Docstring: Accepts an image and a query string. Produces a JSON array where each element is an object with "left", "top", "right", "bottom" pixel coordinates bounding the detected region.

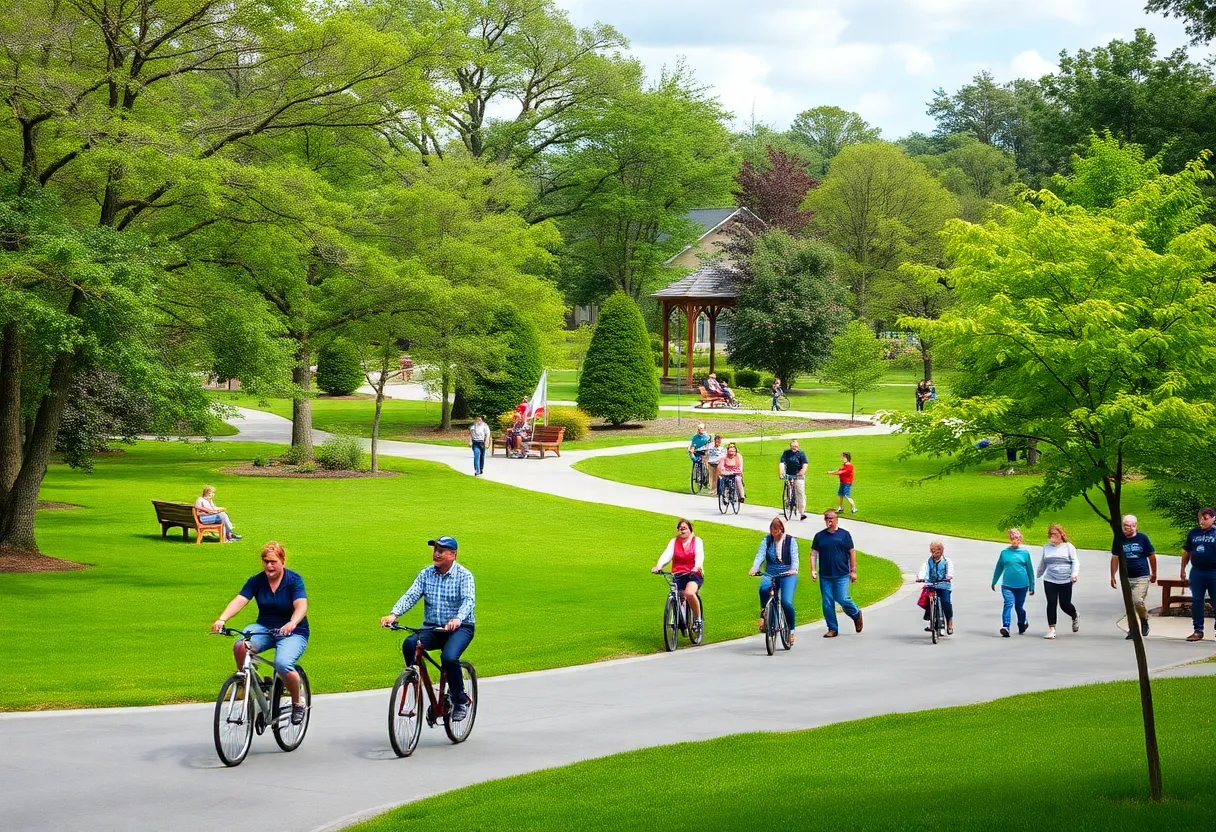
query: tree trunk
[
  {"left": 921, "top": 342, "right": 933, "bottom": 382},
  {"left": 440, "top": 369, "right": 452, "bottom": 430},
  {"left": 850, "top": 391, "right": 857, "bottom": 423},
  {"left": 369, "top": 352, "right": 392, "bottom": 475},
  {"left": 1106, "top": 477, "right": 1163, "bottom": 802},
  {"left": 0, "top": 348, "right": 75, "bottom": 554},
  {"left": 0, "top": 324, "right": 23, "bottom": 497},
  {"left": 291, "top": 338, "right": 314, "bottom": 458},
  {"left": 451, "top": 383, "right": 470, "bottom": 421}
]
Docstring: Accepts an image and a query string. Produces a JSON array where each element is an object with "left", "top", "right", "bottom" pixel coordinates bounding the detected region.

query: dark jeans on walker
[
  {"left": 1001, "top": 586, "right": 1029, "bottom": 629},
  {"left": 1190, "top": 569, "right": 1216, "bottom": 634},
  {"left": 403, "top": 624, "right": 475, "bottom": 705},
  {"left": 1043, "top": 581, "right": 1077, "bottom": 626}
]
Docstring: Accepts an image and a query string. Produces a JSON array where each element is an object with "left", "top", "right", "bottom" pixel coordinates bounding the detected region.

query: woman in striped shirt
[{"left": 1037, "top": 523, "right": 1080, "bottom": 639}]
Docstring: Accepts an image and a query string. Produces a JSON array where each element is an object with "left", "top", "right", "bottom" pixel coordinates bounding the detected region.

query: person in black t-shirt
[
  {"left": 1110, "top": 514, "right": 1156, "bottom": 639},
  {"left": 778, "top": 440, "right": 809, "bottom": 520},
  {"left": 1182, "top": 506, "right": 1216, "bottom": 642}
]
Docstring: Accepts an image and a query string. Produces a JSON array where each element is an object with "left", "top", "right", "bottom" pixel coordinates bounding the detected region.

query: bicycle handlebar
[
  {"left": 752, "top": 571, "right": 796, "bottom": 578},
  {"left": 212, "top": 626, "right": 292, "bottom": 639},
  {"left": 385, "top": 623, "right": 446, "bottom": 633}
]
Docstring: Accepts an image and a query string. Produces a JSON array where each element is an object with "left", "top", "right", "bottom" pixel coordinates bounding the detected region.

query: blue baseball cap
[{"left": 427, "top": 536, "right": 458, "bottom": 551}]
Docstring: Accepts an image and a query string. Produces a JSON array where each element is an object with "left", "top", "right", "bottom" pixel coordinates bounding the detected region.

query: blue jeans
[
  {"left": 820, "top": 575, "right": 860, "bottom": 633},
  {"left": 1001, "top": 586, "right": 1029, "bottom": 629},
  {"left": 1190, "top": 569, "right": 1216, "bottom": 633},
  {"left": 759, "top": 574, "right": 798, "bottom": 630},
  {"left": 403, "top": 624, "right": 475, "bottom": 705},
  {"left": 199, "top": 512, "right": 233, "bottom": 533},
  {"left": 471, "top": 441, "right": 485, "bottom": 474},
  {"left": 244, "top": 622, "right": 308, "bottom": 674}
]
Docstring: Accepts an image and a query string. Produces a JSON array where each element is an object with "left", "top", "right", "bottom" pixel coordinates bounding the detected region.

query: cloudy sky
[{"left": 557, "top": 0, "right": 1203, "bottom": 138}]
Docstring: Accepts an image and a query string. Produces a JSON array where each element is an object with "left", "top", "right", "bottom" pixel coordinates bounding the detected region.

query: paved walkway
[{"left": 2, "top": 408, "right": 1213, "bottom": 832}]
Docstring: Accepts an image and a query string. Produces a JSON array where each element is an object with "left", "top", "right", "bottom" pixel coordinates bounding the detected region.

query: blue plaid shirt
[{"left": 391, "top": 563, "right": 476, "bottom": 626}]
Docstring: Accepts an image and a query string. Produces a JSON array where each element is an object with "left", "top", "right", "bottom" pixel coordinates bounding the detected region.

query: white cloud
[
  {"left": 1009, "top": 49, "right": 1057, "bottom": 80},
  {"left": 892, "top": 44, "right": 936, "bottom": 76},
  {"left": 857, "top": 92, "right": 897, "bottom": 122}
]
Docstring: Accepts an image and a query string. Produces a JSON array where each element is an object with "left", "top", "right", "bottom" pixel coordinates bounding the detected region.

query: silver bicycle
[{"left": 212, "top": 627, "right": 312, "bottom": 767}]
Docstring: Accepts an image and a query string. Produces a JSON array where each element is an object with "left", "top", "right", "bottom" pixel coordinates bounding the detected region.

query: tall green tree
[
  {"left": 888, "top": 152, "right": 1216, "bottom": 804},
  {"left": 804, "top": 143, "right": 958, "bottom": 326},
  {"left": 1146, "top": 0, "right": 1216, "bottom": 44},
  {"left": 927, "top": 72, "right": 1053, "bottom": 179},
  {"left": 726, "top": 231, "right": 844, "bottom": 389},
  {"left": 915, "top": 136, "right": 1018, "bottom": 222},
  {"left": 466, "top": 306, "right": 543, "bottom": 419},
  {"left": 556, "top": 64, "right": 737, "bottom": 303},
  {"left": 822, "top": 321, "right": 885, "bottom": 421},
  {"left": 578, "top": 292, "right": 658, "bottom": 425},
  {"left": 787, "top": 106, "right": 881, "bottom": 176}
]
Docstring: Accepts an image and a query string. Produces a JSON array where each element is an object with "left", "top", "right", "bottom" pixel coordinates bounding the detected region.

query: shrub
[
  {"left": 761, "top": 376, "right": 776, "bottom": 389},
  {"left": 281, "top": 445, "right": 310, "bottom": 465},
  {"left": 467, "top": 307, "right": 543, "bottom": 418},
  {"left": 578, "top": 292, "right": 659, "bottom": 425},
  {"left": 715, "top": 369, "right": 734, "bottom": 386},
  {"left": 315, "top": 434, "right": 365, "bottom": 471},
  {"left": 296, "top": 462, "right": 316, "bottom": 474},
  {"left": 546, "top": 406, "right": 591, "bottom": 441},
  {"left": 316, "top": 339, "right": 364, "bottom": 396},
  {"left": 252, "top": 456, "right": 267, "bottom": 468},
  {"left": 735, "top": 368, "right": 761, "bottom": 388}
]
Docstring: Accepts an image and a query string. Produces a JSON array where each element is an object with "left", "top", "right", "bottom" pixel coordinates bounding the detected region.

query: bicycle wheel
[
  {"left": 689, "top": 595, "right": 705, "bottom": 645},
  {"left": 388, "top": 668, "right": 422, "bottom": 757},
  {"left": 779, "top": 606, "right": 792, "bottom": 651},
  {"left": 443, "top": 662, "right": 478, "bottom": 743},
  {"left": 663, "top": 596, "right": 679, "bottom": 651},
  {"left": 690, "top": 463, "right": 702, "bottom": 495},
  {"left": 930, "top": 597, "right": 940, "bottom": 645},
  {"left": 213, "top": 673, "right": 253, "bottom": 767},
  {"left": 271, "top": 667, "right": 311, "bottom": 752},
  {"left": 776, "top": 395, "right": 790, "bottom": 411},
  {"left": 764, "top": 600, "right": 777, "bottom": 656},
  {"left": 782, "top": 483, "right": 795, "bottom": 521},
  {"left": 730, "top": 483, "right": 740, "bottom": 515},
  {"left": 717, "top": 484, "right": 728, "bottom": 514}
]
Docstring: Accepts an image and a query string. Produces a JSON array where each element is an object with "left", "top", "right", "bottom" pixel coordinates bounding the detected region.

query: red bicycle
[{"left": 385, "top": 623, "right": 478, "bottom": 757}]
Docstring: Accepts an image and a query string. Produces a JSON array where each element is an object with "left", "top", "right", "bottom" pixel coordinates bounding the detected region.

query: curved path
[{"left": 2, "top": 408, "right": 1213, "bottom": 832}]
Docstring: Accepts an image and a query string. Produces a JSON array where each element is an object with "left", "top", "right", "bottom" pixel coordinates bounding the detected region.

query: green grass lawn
[
  {"left": 351, "top": 675, "right": 1216, "bottom": 832},
  {"left": 574, "top": 433, "right": 1171, "bottom": 551},
  {"left": 9, "top": 441, "right": 901, "bottom": 710}
]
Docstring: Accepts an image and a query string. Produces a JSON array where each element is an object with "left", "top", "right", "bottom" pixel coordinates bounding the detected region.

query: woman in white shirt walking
[
  {"left": 196, "top": 485, "right": 241, "bottom": 542},
  {"left": 1037, "top": 523, "right": 1079, "bottom": 638}
]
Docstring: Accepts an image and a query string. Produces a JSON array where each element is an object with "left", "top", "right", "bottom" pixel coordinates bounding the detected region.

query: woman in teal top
[{"left": 992, "top": 528, "right": 1035, "bottom": 637}]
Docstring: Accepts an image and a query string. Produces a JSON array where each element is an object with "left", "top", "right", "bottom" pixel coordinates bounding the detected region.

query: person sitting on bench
[
  {"left": 705, "top": 373, "right": 736, "bottom": 404},
  {"left": 196, "top": 485, "right": 242, "bottom": 542}
]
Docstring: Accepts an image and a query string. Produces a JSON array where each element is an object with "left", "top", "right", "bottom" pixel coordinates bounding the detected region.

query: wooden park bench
[
  {"left": 694, "top": 387, "right": 738, "bottom": 409},
  {"left": 493, "top": 425, "right": 566, "bottom": 458},
  {"left": 1159, "top": 577, "right": 1212, "bottom": 616},
  {"left": 152, "top": 500, "right": 224, "bottom": 544}
]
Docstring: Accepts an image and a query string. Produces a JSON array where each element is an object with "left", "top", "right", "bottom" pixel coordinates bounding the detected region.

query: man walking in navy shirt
[{"left": 811, "top": 509, "right": 863, "bottom": 638}]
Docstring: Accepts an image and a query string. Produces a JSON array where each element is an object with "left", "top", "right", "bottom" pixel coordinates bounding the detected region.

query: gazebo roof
[{"left": 651, "top": 264, "right": 739, "bottom": 302}]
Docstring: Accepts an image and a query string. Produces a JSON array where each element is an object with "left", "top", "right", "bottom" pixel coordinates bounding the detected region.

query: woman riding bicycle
[
  {"left": 718, "top": 442, "right": 745, "bottom": 503},
  {"left": 916, "top": 540, "right": 954, "bottom": 635},
  {"left": 749, "top": 517, "right": 799, "bottom": 643},
  {"left": 211, "top": 542, "right": 309, "bottom": 725},
  {"left": 652, "top": 517, "right": 704, "bottom": 629}
]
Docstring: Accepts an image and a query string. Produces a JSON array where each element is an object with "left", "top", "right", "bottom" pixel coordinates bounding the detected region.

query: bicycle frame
[
  {"left": 219, "top": 630, "right": 292, "bottom": 729},
  {"left": 660, "top": 571, "right": 693, "bottom": 627},
  {"left": 391, "top": 624, "right": 455, "bottom": 721}
]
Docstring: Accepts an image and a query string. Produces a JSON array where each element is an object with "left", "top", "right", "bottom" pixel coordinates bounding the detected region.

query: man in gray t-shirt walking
[{"left": 469, "top": 416, "right": 491, "bottom": 476}]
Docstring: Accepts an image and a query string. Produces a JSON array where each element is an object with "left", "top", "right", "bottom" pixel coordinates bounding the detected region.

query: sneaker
[
  {"left": 835, "top": 506, "right": 844, "bottom": 513},
  {"left": 1186, "top": 631, "right": 1205, "bottom": 642},
  {"left": 451, "top": 704, "right": 468, "bottom": 722},
  {"left": 1125, "top": 631, "right": 1135, "bottom": 640},
  {"left": 230, "top": 534, "right": 243, "bottom": 541},
  {"left": 693, "top": 617, "right": 703, "bottom": 630},
  {"left": 854, "top": 611, "right": 864, "bottom": 633},
  {"left": 851, "top": 508, "right": 858, "bottom": 514},
  {"left": 1072, "top": 617, "right": 1079, "bottom": 633},
  {"left": 1017, "top": 622, "right": 1028, "bottom": 635},
  {"left": 739, "top": 498, "right": 745, "bottom": 503},
  {"left": 290, "top": 704, "right": 306, "bottom": 725},
  {"left": 925, "top": 626, "right": 933, "bottom": 632},
  {"left": 823, "top": 630, "right": 839, "bottom": 638},
  {"left": 799, "top": 514, "right": 807, "bottom": 521},
  {"left": 1044, "top": 627, "right": 1056, "bottom": 640},
  {"left": 1141, "top": 618, "right": 1150, "bottom": 637},
  {"left": 1000, "top": 627, "right": 1010, "bottom": 638}
]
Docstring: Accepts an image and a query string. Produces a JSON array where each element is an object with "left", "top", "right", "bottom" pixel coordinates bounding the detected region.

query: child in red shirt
[{"left": 827, "top": 452, "right": 857, "bottom": 514}]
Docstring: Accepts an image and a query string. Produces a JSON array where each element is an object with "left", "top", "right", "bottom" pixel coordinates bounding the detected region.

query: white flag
[{"left": 525, "top": 370, "right": 548, "bottom": 424}]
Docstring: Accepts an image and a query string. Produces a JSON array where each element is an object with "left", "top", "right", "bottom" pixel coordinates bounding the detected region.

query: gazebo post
[
  {"left": 661, "top": 300, "right": 670, "bottom": 380},
  {"left": 685, "top": 303, "right": 695, "bottom": 387},
  {"left": 708, "top": 307, "right": 717, "bottom": 374}
]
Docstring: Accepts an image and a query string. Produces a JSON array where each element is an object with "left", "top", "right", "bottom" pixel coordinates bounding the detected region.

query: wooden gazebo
[{"left": 652, "top": 264, "right": 739, "bottom": 389}]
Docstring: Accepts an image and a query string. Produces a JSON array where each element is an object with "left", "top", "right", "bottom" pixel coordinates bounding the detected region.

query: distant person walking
[
  {"left": 1037, "top": 523, "right": 1079, "bottom": 639},
  {"left": 469, "top": 415, "right": 490, "bottom": 476},
  {"left": 992, "top": 528, "right": 1035, "bottom": 637},
  {"left": 1182, "top": 507, "right": 1216, "bottom": 642},
  {"left": 827, "top": 452, "right": 857, "bottom": 514},
  {"left": 811, "top": 509, "right": 862, "bottom": 638},
  {"left": 1111, "top": 514, "right": 1156, "bottom": 640},
  {"left": 778, "top": 439, "right": 808, "bottom": 521},
  {"left": 915, "top": 380, "right": 929, "bottom": 412},
  {"left": 771, "top": 377, "right": 784, "bottom": 411}
]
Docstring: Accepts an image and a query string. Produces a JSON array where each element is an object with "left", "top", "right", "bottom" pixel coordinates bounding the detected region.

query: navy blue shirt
[
  {"left": 812, "top": 528, "right": 855, "bottom": 578},
  {"left": 1112, "top": 532, "right": 1154, "bottom": 579},
  {"left": 1185, "top": 526, "right": 1216, "bottom": 572},
  {"left": 240, "top": 569, "right": 309, "bottom": 637},
  {"left": 780, "top": 449, "right": 808, "bottom": 476}
]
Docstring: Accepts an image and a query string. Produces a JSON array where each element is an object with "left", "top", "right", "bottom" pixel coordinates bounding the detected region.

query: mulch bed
[
  {"left": 0, "top": 546, "right": 89, "bottom": 573},
  {"left": 36, "top": 501, "right": 78, "bottom": 511},
  {"left": 221, "top": 464, "right": 399, "bottom": 479}
]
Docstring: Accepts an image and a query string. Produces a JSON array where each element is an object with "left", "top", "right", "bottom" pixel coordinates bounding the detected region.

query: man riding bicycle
[
  {"left": 778, "top": 439, "right": 809, "bottom": 521},
  {"left": 380, "top": 536, "right": 476, "bottom": 721},
  {"left": 689, "top": 423, "right": 712, "bottom": 464}
]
